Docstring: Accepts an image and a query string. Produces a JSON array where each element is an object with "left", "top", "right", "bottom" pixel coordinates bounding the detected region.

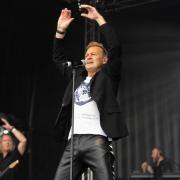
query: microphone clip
[{"left": 62, "top": 59, "right": 86, "bottom": 68}]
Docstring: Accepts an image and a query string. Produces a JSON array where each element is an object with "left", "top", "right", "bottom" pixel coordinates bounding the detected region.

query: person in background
[
  {"left": 0, "top": 116, "right": 27, "bottom": 180},
  {"left": 141, "top": 147, "right": 172, "bottom": 180}
]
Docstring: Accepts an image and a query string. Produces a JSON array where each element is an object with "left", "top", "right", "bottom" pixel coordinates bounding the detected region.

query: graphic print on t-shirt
[{"left": 74, "top": 80, "right": 92, "bottom": 106}]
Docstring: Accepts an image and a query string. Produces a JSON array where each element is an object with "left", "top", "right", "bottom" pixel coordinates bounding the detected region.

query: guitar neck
[
  {"left": 0, "top": 160, "right": 19, "bottom": 178},
  {"left": 0, "top": 167, "right": 10, "bottom": 178}
]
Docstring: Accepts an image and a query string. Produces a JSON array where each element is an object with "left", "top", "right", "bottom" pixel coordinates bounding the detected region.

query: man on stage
[{"left": 53, "top": 4, "right": 128, "bottom": 180}]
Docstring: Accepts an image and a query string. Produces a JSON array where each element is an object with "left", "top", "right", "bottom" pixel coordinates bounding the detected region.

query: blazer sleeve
[
  {"left": 52, "top": 38, "right": 72, "bottom": 79},
  {"left": 99, "top": 23, "right": 122, "bottom": 80}
]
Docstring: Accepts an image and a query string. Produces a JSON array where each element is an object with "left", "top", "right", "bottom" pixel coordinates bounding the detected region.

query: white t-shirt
[{"left": 68, "top": 76, "right": 107, "bottom": 139}]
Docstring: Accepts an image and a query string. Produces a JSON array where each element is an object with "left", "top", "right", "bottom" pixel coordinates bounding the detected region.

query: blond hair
[
  {"left": 85, "top": 41, "right": 108, "bottom": 56},
  {"left": 0, "top": 134, "right": 15, "bottom": 153}
]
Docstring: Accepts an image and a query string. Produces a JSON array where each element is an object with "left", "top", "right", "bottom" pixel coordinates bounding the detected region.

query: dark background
[{"left": 0, "top": 0, "right": 180, "bottom": 179}]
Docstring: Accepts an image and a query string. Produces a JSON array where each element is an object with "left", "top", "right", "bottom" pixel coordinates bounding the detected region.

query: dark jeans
[{"left": 54, "top": 134, "right": 114, "bottom": 180}]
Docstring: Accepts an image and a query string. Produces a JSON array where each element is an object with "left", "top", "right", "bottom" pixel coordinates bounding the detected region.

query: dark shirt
[
  {"left": 153, "top": 158, "right": 172, "bottom": 180},
  {"left": 0, "top": 149, "right": 21, "bottom": 180}
]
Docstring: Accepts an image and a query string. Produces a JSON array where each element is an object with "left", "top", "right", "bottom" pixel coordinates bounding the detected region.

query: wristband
[
  {"left": 56, "top": 30, "right": 66, "bottom": 35},
  {"left": 10, "top": 127, "right": 15, "bottom": 132}
]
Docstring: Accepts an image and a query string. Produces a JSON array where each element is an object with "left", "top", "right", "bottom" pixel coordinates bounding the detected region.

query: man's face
[
  {"left": 151, "top": 148, "right": 160, "bottom": 162},
  {"left": 85, "top": 46, "right": 107, "bottom": 73},
  {"left": 0, "top": 135, "right": 13, "bottom": 152}
]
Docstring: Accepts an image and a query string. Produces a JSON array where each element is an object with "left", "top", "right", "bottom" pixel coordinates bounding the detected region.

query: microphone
[{"left": 62, "top": 59, "right": 86, "bottom": 67}]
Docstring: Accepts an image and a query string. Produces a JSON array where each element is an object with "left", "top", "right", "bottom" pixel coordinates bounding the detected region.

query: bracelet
[
  {"left": 56, "top": 30, "right": 66, "bottom": 35},
  {"left": 10, "top": 127, "right": 15, "bottom": 132}
]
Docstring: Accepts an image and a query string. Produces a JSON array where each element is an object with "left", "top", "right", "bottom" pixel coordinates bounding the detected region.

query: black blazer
[{"left": 53, "top": 23, "right": 128, "bottom": 141}]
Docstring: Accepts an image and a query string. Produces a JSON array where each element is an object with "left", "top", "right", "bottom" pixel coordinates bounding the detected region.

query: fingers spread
[
  {"left": 61, "top": 8, "right": 72, "bottom": 19},
  {"left": 80, "top": 13, "right": 88, "bottom": 18},
  {"left": 1, "top": 118, "right": 7, "bottom": 124},
  {"left": 80, "top": 4, "right": 92, "bottom": 9}
]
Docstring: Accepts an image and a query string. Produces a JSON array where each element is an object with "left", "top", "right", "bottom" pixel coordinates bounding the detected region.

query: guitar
[{"left": 0, "top": 160, "right": 19, "bottom": 177}]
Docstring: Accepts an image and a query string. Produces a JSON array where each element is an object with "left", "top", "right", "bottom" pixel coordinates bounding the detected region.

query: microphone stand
[
  {"left": 63, "top": 61, "right": 86, "bottom": 180},
  {"left": 70, "top": 67, "right": 76, "bottom": 180}
]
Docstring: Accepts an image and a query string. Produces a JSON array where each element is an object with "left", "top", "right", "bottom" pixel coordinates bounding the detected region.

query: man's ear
[{"left": 103, "top": 56, "right": 108, "bottom": 64}]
